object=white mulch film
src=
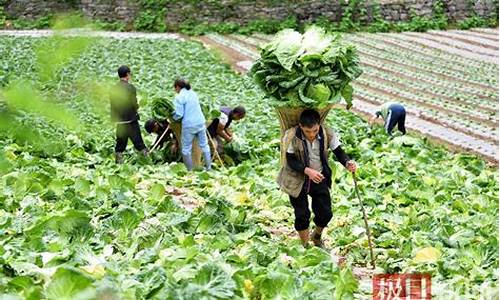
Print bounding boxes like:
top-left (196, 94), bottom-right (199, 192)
top-left (0, 29), bottom-right (183, 40)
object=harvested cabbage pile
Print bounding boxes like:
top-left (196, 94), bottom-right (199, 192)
top-left (250, 26), bottom-right (362, 108)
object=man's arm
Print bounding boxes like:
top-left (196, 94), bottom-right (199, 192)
top-left (371, 111), bottom-right (381, 123)
top-left (332, 146), bottom-right (349, 167)
top-left (287, 152), bottom-right (324, 183)
top-left (217, 122), bottom-right (232, 142)
top-left (129, 84), bottom-right (139, 111)
top-left (286, 152), bottom-right (306, 173)
top-left (328, 128), bottom-right (356, 172)
top-left (172, 97), bottom-right (184, 121)
top-left (286, 136), bottom-right (325, 184)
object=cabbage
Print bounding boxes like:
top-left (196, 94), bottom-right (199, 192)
top-left (306, 83), bottom-right (332, 104)
top-left (250, 26), bottom-right (362, 109)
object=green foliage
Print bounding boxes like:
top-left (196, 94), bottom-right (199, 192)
top-left (339, 0), bottom-right (362, 32)
top-left (432, 0), bottom-right (449, 29)
top-left (250, 26), bottom-right (362, 108)
top-left (1, 0), bottom-right (497, 35)
top-left (0, 21), bottom-right (498, 299)
top-left (45, 267), bottom-right (94, 300)
top-left (458, 15), bottom-right (489, 29)
top-left (11, 15), bottom-right (53, 29)
top-left (133, 9), bottom-right (167, 32)
top-left (178, 17), bottom-right (297, 36)
top-left (91, 19), bottom-right (126, 31)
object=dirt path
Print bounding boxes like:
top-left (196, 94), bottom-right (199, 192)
top-left (190, 35), bottom-right (251, 74)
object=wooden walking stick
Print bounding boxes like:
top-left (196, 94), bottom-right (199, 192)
top-left (206, 132), bottom-right (226, 170)
top-left (352, 172), bottom-right (376, 269)
top-left (150, 125), bottom-right (170, 152)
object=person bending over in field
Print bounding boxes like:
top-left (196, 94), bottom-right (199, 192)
top-left (207, 106), bottom-right (246, 154)
top-left (372, 102), bottom-right (406, 136)
top-left (110, 65), bottom-right (148, 164)
top-left (144, 119), bottom-right (178, 153)
top-left (172, 79), bottom-right (212, 171)
top-left (278, 109), bottom-right (357, 247)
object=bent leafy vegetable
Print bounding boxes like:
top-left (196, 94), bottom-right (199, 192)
top-left (250, 26), bottom-right (362, 109)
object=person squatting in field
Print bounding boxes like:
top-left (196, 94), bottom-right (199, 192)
top-left (373, 102), bottom-right (407, 136)
top-left (172, 79), bottom-right (212, 171)
top-left (110, 65), bottom-right (148, 164)
top-left (278, 109), bottom-right (357, 247)
top-left (144, 119), bottom-right (179, 157)
top-left (207, 106), bottom-right (246, 154)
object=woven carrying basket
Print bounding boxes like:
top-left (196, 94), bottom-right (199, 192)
top-left (276, 105), bottom-right (333, 134)
top-left (276, 105), bottom-right (334, 165)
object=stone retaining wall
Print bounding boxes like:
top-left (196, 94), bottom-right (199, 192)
top-left (3, 0), bottom-right (498, 28)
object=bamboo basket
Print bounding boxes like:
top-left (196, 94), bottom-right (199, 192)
top-left (276, 105), bottom-right (333, 135)
top-left (276, 105), bottom-right (334, 164)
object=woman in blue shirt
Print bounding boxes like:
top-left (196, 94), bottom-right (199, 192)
top-left (172, 79), bottom-right (211, 170)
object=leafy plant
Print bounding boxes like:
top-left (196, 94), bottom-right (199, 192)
top-left (0, 28), bottom-right (497, 300)
top-left (250, 26), bottom-right (362, 108)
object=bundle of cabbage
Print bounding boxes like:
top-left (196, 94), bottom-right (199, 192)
top-left (250, 26), bottom-right (362, 109)
top-left (152, 97), bottom-right (221, 122)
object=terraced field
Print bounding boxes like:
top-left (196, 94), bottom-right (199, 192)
top-left (197, 28), bottom-right (499, 162)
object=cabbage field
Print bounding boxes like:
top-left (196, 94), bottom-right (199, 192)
top-left (0, 32), bottom-right (498, 299)
top-left (201, 28), bottom-right (499, 161)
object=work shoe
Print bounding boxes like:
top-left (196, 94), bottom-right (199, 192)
top-left (310, 231), bottom-right (324, 248)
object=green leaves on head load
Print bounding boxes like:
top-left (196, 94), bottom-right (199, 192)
top-left (151, 96), bottom-right (220, 122)
top-left (151, 97), bottom-right (174, 122)
top-left (250, 26), bottom-right (362, 109)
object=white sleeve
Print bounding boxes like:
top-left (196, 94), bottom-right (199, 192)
top-left (329, 131), bottom-right (341, 151)
top-left (219, 113), bottom-right (228, 126)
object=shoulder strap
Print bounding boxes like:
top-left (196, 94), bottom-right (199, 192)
top-left (321, 126), bottom-right (329, 153)
top-left (281, 127), bottom-right (298, 166)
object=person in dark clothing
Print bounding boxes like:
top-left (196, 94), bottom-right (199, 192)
top-left (110, 65), bottom-right (147, 163)
top-left (373, 102), bottom-right (407, 136)
top-left (277, 109), bottom-right (357, 247)
top-left (207, 106), bottom-right (246, 153)
top-left (144, 119), bottom-right (178, 153)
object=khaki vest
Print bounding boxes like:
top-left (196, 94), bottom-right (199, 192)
top-left (277, 125), bottom-right (335, 198)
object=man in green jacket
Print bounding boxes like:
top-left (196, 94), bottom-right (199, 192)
top-left (110, 65), bottom-right (148, 163)
top-left (278, 109), bottom-right (357, 247)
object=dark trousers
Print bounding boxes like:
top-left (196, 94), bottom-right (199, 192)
top-left (386, 104), bottom-right (406, 135)
top-left (289, 180), bottom-right (333, 231)
top-left (115, 120), bottom-right (147, 153)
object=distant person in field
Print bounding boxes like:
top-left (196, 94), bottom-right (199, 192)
top-left (373, 102), bottom-right (407, 136)
top-left (110, 65), bottom-right (148, 163)
top-left (172, 79), bottom-right (211, 171)
top-left (144, 119), bottom-right (178, 154)
top-left (207, 106), bottom-right (246, 154)
top-left (278, 109), bottom-right (357, 248)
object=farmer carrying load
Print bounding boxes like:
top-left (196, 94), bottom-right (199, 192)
top-left (172, 79), bottom-right (212, 171)
top-left (278, 109), bottom-right (357, 247)
top-left (110, 65), bottom-right (148, 164)
top-left (250, 26), bottom-right (363, 248)
top-left (372, 102), bottom-right (407, 136)
top-left (207, 106), bottom-right (246, 154)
